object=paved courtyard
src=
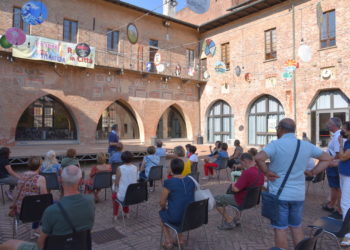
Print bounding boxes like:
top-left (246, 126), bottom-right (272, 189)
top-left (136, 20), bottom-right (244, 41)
top-left (0, 149), bottom-right (343, 249)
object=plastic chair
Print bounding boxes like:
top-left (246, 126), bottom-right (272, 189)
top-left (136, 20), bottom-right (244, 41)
top-left (306, 171), bottom-right (326, 195)
top-left (295, 228), bottom-right (323, 250)
top-left (147, 165), bottom-right (163, 191)
top-left (159, 199), bottom-right (209, 250)
top-left (44, 230), bottom-right (91, 250)
top-left (91, 172), bottom-right (112, 200)
top-left (308, 208), bottom-right (350, 249)
top-left (115, 182), bottom-right (148, 227)
top-left (111, 162), bottom-right (123, 175)
top-left (227, 186), bottom-right (262, 232)
top-left (40, 172), bottom-right (61, 191)
top-left (13, 193), bottom-right (53, 238)
top-left (209, 157), bottom-right (229, 183)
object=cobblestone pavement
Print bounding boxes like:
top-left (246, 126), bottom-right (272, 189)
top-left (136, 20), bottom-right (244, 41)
top-left (0, 152), bottom-right (343, 250)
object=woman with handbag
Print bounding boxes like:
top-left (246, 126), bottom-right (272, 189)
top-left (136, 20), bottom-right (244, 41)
top-left (159, 158), bottom-right (195, 249)
top-left (11, 156), bottom-right (48, 238)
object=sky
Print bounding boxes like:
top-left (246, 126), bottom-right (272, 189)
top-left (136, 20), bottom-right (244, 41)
top-left (121, 0), bottom-right (186, 14)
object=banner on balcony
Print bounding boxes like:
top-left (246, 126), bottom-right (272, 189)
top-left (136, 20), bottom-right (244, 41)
top-left (12, 35), bottom-right (95, 68)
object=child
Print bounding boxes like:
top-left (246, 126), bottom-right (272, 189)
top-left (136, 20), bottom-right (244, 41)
top-left (139, 146), bottom-right (160, 187)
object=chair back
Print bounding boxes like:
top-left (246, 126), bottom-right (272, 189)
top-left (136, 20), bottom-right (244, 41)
top-left (337, 208), bottom-right (350, 237)
top-left (159, 156), bottom-right (167, 168)
top-left (217, 158), bottom-right (229, 170)
top-left (179, 199), bottom-right (208, 233)
top-left (124, 182), bottom-right (148, 206)
top-left (40, 172), bottom-right (60, 190)
top-left (111, 162), bottom-right (123, 175)
top-left (189, 172), bottom-right (199, 182)
top-left (312, 171), bottom-right (325, 183)
top-left (294, 228), bottom-right (323, 250)
top-left (240, 186), bottom-right (261, 210)
top-left (44, 229), bottom-right (91, 250)
top-left (190, 162), bottom-right (198, 174)
top-left (92, 172), bottom-right (112, 189)
top-left (19, 193), bottom-right (53, 223)
top-left (148, 165), bottom-right (163, 181)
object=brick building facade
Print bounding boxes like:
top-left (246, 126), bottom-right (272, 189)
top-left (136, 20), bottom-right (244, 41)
top-left (0, 0), bottom-right (349, 152)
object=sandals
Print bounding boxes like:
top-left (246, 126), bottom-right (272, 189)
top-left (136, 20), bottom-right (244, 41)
top-left (341, 237), bottom-right (350, 247)
top-left (322, 203), bottom-right (335, 213)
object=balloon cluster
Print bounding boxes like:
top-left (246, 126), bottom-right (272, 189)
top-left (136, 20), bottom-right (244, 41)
top-left (0, 1), bottom-right (48, 49)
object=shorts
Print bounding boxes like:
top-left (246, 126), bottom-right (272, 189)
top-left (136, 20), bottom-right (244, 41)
top-left (327, 175), bottom-right (340, 188)
top-left (215, 194), bottom-right (237, 207)
top-left (271, 200), bottom-right (304, 229)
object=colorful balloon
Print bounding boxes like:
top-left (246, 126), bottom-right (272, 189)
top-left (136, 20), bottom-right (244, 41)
top-left (0, 35), bottom-right (12, 49)
top-left (5, 27), bottom-right (26, 46)
top-left (22, 1), bottom-right (48, 25)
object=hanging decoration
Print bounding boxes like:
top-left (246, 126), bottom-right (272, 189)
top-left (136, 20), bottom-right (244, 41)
top-left (21, 1), bottom-right (48, 25)
top-left (154, 52), bottom-right (161, 65)
top-left (175, 64), bottom-right (181, 76)
top-left (215, 61), bottom-right (226, 74)
top-left (0, 35), bottom-right (13, 49)
top-left (203, 70), bottom-right (210, 80)
top-left (75, 43), bottom-right (91, 58)
top-left (188, 66), bottom-right (195, 76)
top-left (5, 28), bottom-right (26, 46)
top-left (298, 44), bottom-right (312, 62)
top-left (127, 23), bottom-right (138, 44)
top-left (235, 66), bottom-right (241, 77)
top-left (245, 73), bottom-right (252, 82)
top-left (146, 62), bottom-right (152, 72)
top-left (156, 64), bottom-right (165, 73)
top-left (186, 0), bottom-right (210, 14)
top-left (204, 39), bottom-right (216, 57)
top-left (284, 59), bottom-right (298, 71)
top-left (281, 71), bottom-right (293, 81)
top-left (316, 2), bottom-right (323, 30)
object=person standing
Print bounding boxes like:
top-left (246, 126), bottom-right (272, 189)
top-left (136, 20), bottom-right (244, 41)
top-left (255, 118), bottom-right (332, 249)
top-left (323, 117), bottom-right (343, 217)
top-left (108, 124), bottom-right (119, 156)
top-left (0, 147), bottom-right (20, 200)
top-left (337, 121), bottom-right (350, 246)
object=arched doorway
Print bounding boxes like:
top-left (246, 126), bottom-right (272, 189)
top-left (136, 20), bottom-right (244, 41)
top-left (309, 90), bottom-right (350, 146)
top-left (248, 95), bottom-right (285, 145)
top-left (16, 95), bottom-right (77, 141)
top-left (156, 106), bottom-right (187, 139)
top-left (96, 101), bottom-right (140, 140)
top-left (207, 100), bottom-right (233, 143)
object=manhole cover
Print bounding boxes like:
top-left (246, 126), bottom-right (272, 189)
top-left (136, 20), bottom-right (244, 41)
top-left (92, 227), bottom-right (126, 244)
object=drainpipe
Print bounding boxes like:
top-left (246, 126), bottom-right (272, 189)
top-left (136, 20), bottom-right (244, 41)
top-left (291, 0), bottom-right (297, 123)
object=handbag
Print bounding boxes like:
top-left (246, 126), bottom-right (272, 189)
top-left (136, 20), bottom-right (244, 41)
top-left (261, 139), bottom-right (300, 221)
top-left (188, 175), bottom-right (215, 210)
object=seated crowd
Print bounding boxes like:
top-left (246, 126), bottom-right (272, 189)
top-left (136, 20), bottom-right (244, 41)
top-left (1, 120), bottom-right (348, 250)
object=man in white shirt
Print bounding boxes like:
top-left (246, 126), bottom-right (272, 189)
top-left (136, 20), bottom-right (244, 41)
top-left (323, 117), bottom-right (343, 217)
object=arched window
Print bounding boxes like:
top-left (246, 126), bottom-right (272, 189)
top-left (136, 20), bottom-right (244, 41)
top-left (248, 95), bottom-right (284, 145)
top-left (156, 106), bottom-right (187, 139)
top-left (96, 101), bottom-right (140, 140)
top-left (207, 100), bottom-right (233, 143)
top-left (16, 95), bottom-right (77, 141)
top-left (310, 90), bottom-right (350, 146)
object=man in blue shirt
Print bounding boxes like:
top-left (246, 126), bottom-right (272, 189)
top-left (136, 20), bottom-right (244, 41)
top-left (255, 118), bottom-right (331, 250)
top-left (108, 124), bottom-right (119, 155)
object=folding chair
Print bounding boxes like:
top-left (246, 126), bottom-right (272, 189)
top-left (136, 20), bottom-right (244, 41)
top-left (115, 182), bottom-right (148, 227)
top-left (159, 199), bottom-right (209, 250)
top-left (0, 182), bottom-right (8, 204)
top-left (309, 208), bottom-right (350, 249)
top-left (209, 157), bottom-right (229, 183)
top-left (306, 171), bottom-right (326, 195)
top-left (40, 172), bottom-right (61, 191)
top-left (189, 162), bottom-right (199, 182)
top-left (91, 172), bottom-right (112, 200)
top-left (226, 186), bottom-right (262, 232)
top-left (13, 193), bottom-right (53, 238)
top-left (44, 230), bottom-right (91, 250)
top-left (295, 228), bottom-right (323, 250)
top-left (147, 165), bottom-right (163, 192)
